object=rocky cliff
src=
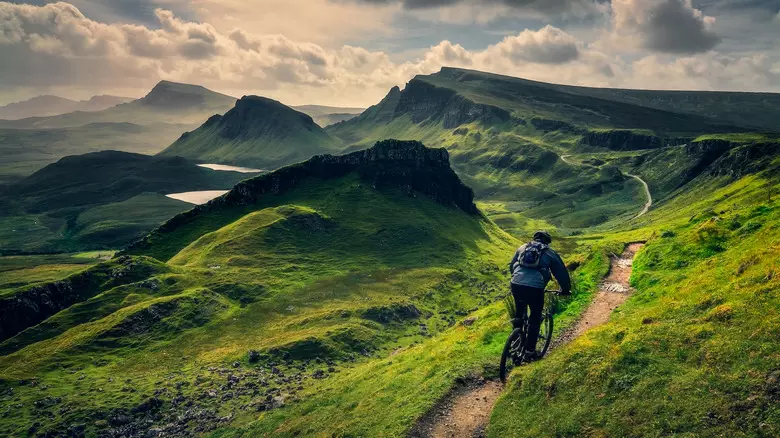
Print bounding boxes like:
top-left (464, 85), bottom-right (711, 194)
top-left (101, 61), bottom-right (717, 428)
top-left (709, 142), bottom-right (779, 179)
top-left (126, 140), bottom-right (478, 256)
top-left (0, 256), bottom-right (167, 345)
top-left (580, 130), bottom-right (692, 150)
top-left (394, 80), bottom-right (510, 129)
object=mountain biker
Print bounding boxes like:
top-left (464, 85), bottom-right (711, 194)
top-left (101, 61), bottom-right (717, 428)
top-left (508, 230), bottom-right (571, 362)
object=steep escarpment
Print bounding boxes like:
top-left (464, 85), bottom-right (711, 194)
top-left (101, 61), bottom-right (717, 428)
top-left (394, 80), bottom-right (510, 129)
top-left (159, 95), bottom-right (341, 168)
top-left (0, 256), bottom-right (167, 343)
top-left (709, 142), bottom-right (779, 178)
top-left (127, 140), bottom-right (478, 259)
top-left (579, 130), bottom-right (691, 151)
top-left (328, 79), bottom-right (512, 144)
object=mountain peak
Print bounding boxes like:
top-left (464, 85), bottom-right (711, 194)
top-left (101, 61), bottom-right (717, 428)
top-left (140, 81), bottom-right (234, 110)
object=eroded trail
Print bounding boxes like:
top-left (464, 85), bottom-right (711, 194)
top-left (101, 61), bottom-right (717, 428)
top-left (411, 243), bottom-right (644, 438)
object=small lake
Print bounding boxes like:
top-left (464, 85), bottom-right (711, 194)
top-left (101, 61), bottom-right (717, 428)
top-left (198, 163), bottom-right (264, 173)
top-left (166, 190), bottom-right (228, 205)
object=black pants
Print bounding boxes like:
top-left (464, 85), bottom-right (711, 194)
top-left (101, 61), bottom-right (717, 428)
top-left (511, 283), bottom-right (545, 353)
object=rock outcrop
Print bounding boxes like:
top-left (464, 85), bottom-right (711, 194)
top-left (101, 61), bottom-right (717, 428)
top-left (709, 142), bottom-right (779, 179)
top-left (394, 80), bottom-right (510, 129)
top-left (125, 140), bottom-right (478, 255)
top-left (0, 256), bottom-right (167, 344)
top-left (580, 130), bottom-right (692, 151)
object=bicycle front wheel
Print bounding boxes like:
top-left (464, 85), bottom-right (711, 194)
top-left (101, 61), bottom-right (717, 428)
top-left (500, 328), bottom-right (524, 383)
top-left (536, 313), bottom-right (554, 358)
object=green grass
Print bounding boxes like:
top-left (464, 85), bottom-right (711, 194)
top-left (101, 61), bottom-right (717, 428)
top-left (487, 163), bottom-right (780, 438)
top-left (0, 151), bottom-right (256, 253)
top-left (159, 96), bottom-right (342, 169)
top-left (0, 253), bottom-right (108, 296)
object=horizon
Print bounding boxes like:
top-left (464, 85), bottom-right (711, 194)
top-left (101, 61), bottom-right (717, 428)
top-left (5, 65), bottom-right (780, 110)
top-left (1, 1), bottom-right (779, 107)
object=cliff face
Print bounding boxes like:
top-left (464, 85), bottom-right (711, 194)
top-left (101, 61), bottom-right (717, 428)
top-left (709, 142), bottom-right (779, 179)
top-left (394, 80), bottom-right (510, 129)
top-left (126, 140), bottom-right (478, 255)
top-left (0, 256), bottom-right (167, 345)
top-left (579, 130), bottom-right (695, 150)
top-left (580, 130), bottom-right (664, 150)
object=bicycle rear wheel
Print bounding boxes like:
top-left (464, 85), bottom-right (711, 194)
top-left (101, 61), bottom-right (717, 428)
top-left (535, 313), bottom-right (554, 358)
top-left (499, 328), bottom-right (524, 383)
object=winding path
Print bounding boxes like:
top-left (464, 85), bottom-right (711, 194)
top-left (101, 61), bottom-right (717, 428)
top-left (560, 154), bottom-right (652, 219)
top-left (625, 173), bottom-right (652, 219)
top-left (411, 243), bottom-right (645, 438)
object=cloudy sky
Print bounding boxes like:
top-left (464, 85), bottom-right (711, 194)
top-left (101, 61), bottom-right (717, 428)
top-left (1, 0), bottom-right (779, 106)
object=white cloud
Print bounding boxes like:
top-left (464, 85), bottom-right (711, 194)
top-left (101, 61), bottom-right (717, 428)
top-left (0, 2), bottom-right (778, 107)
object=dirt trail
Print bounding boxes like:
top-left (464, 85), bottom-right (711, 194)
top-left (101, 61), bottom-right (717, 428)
top-left (560, 154), bottom-right (652, 219)
top-left (411, 243), bottom-right (644, 438)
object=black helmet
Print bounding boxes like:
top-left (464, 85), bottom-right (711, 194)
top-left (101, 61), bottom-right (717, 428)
top-left (533, 230), bottom-right (552, 244)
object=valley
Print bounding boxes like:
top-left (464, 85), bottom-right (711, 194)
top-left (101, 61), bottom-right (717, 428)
top-left (0, 67), bottom-right (777, 438)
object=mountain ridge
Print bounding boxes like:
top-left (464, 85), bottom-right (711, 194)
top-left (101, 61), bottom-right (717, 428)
top-left (158, 95), bottom-right (341, 169)
top-left (0, 94), bottom-right (133, 120)
top-left (128, 139), bottom-right (477, 260)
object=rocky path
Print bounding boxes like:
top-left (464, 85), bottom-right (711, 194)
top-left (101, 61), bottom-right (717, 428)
top-left (411, 243), bottom-right (644, 438)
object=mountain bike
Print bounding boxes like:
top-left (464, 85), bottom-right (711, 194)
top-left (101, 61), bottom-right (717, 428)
top-left (499, 289), bottom-right (565, 383)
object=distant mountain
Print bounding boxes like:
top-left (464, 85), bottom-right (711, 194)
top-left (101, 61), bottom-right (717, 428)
top-left (160, 95), bottom-right (342, 169)
top-left (292, 104), bottom-right (365, 127)
top-left (0, 81), bottom-right (238, 183)
top-left (0, 80), bottom-right (236, 129)
top-left (0, 95), bottom-right (133, 120)
top-left (0, 150), bottom-right (256, 252)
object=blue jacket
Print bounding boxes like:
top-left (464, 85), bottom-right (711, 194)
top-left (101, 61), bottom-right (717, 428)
top-left (509, 243), bottom-right (571, 292)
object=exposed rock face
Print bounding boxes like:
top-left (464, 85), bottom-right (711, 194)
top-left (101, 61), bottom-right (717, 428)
top-left (530, 118), bottom-right (584, 134)
top-left (0, 256), bottom-right (166, 344)
top-left (395, 80), bottom-right (510, 129)
top-left (679, 139), bottom-right (736, 184)
top-left (580, 130), bottom-right (663, 150)
top-left (125, 140), bottom-right (478, 254)
top-left (709, 142), bottom-right (778, 178)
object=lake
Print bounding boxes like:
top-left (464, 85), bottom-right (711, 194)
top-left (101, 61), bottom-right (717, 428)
top-left (197, 163), bottom-right (264, 173)
top-left (166, 190), bottom-right (228, 205)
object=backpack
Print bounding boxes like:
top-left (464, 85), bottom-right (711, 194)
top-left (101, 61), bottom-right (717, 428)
top-left (519, 241), bottom-right (548, 269)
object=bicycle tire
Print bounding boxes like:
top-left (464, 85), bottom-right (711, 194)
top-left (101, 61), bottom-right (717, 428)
top-left (500, 328), bottom-right (523, 383)
top-left (536, 313), bottom-right (554, 358)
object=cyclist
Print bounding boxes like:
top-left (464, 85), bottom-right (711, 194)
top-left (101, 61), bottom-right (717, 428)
top-left (508, 230), bottom-right (571, 362)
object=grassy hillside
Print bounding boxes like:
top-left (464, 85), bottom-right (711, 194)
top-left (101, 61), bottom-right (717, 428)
top-left (159, 96), bottom-right (342, 169)
top-left (326, 68), bottom-right (773, 234)
top-left (0, 151), bottom-right (255, 252)
top-left (0, 140), bottom-right (539, 437)
top-left (488, 155), bottom-right (780, 437)
top-left (0, 123), bottom-right (189, 184)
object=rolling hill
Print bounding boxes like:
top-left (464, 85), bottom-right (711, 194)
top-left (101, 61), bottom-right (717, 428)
top-left (159, 96), bottom-right (342, 169)
top-left (0, 151), bottom-right (256, 252)
top-left (0, 94), bottom-right (133, 120)
top-left (0, 140), bottom-right (523, 437)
